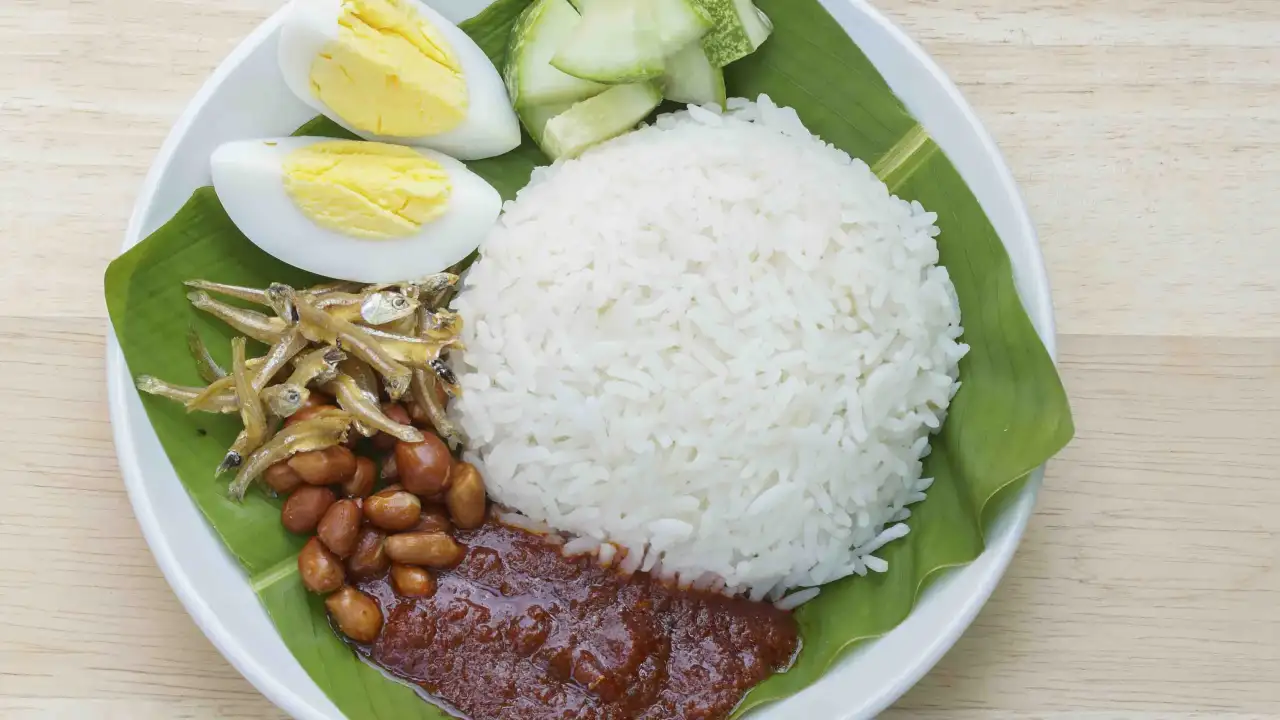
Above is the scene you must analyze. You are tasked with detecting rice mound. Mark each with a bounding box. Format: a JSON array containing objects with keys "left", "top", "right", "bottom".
[{"left": 450, "top": 96, "right": 967, "bottom": 602}]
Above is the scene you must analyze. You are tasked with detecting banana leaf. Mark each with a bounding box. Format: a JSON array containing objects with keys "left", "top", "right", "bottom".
[{"left": 103, "top": 0, "right": 1073, "bottom": 718}]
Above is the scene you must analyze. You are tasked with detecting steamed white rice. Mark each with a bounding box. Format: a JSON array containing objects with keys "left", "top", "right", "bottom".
[{"left": 450, "top": 96, "right": 967, "bottom": 601}]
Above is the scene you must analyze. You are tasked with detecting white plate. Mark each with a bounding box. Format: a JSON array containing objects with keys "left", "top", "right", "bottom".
[{"left": 106, "top": 1, "right": 1057, "bottom": 718}]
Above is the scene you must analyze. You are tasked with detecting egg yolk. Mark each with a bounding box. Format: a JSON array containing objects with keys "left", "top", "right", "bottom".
[
  {"left": 310, "top": 0, "right": 468, "bottom": 137},
  {"left": 283, "top": 140, "right": 452, "bottom": 239}
]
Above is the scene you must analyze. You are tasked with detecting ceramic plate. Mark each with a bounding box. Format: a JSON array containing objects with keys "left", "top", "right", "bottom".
[{"left": 106, "top": 1, "right": 1055, "bottom": 717}]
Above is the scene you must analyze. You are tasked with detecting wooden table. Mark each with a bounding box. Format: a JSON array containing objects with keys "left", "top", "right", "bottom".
[{"left": 2, "top": 0, "right": 1277, "bottom": 717}]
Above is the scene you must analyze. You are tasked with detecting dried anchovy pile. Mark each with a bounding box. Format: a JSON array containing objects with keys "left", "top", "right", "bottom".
[{"left": 135, "top": 275, "right": 465, "bottom": 501}]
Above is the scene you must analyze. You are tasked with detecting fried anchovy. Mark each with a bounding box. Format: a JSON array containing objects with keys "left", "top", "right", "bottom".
[
  {"left": 260, "top": 383, "right": 309, "bottom": 418},
  {"left": 338, "top": 358, "right": 380, "bottom": 403},
  {"left": 302, "top": 281, "right": 364, "bottom": 298},
  {"left": 374, "top": 315, "right": 418, "bottom": 336},
  {"left": 312, "top": 291, "right": 364, "bottom": 311},
  {"left": 324, "top": 374, "right": 424, "bottom": 443},
  {"left": 361, "top": 326, "right": 462, "bottom": 368},
  {"left": 418, "top": 272, "right": 459, "bottom": 309},
  {"left": 430, "top": 357, "right": 461, "bottom": 398},
  {"left": 217, "top": 338, "right": 270, "bottom": 476},
  {"left": 135, "top": 376, "right": 237, "bottom": 413},
  {"left": 185, "top": 330, "right": 300, "bottom": 412},
  {"left": 184, "top": 280, "right": 269, "bottom": 306},
  {"left": 360, "top": 291, "right": 419, "bottom": 325},
  {"left": 411, "top": 368, "right": 462, "bottom": 447},
  {"left": 187, "top": 291, "right": 286, "bottom": 344},
  {"left": 294, "top": 295, "right": 412, "bottom": 400},
  {"left": 227, "top": 411, "right": 352, "bottom": 501},
  {"left": 420, "top": 309, "right": 462, "bottom": 340},
  {"left": 337, "top": 358, "right": 380, "bottom": 436},
  {"left": 410, "top": 304, "right": 463, "bottom": 446},
  {"left": 256, "top": 329, "right": 308, "bottom": 387},
  {"left": 283, "top": 346, "right": 346, "bottom": 388},
  {"left": 186, "top": 327, "right": 227, "bottom": 383},
  {"left": 265, "top": 282, "right": 299, "bottom": 324},
  {"left": 312, "top": 288, "right": 419, "bottom": 328}
]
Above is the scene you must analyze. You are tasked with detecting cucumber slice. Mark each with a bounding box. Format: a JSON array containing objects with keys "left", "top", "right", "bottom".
[
  {"left": 662, "top": 42, "right": 726, "bottom": 107},
  {"left": 518, "top": 101, "right": 574, "bottom": 145},
  {"left": 505, "top": 0, "right": 608, "bottom": 108},
  {"left": 693, "top": 0, "right": 772, "bottom": 66},
  {"left": 551, "top": 0, "right": 664, "bottom": 83},
  {"left": 741, "top": 1, "right": 772, "bottom": 48},
  {"left": 542, "top": 82, "right": 662, "bottom": 159},
  {"left": 551, "top": 0, "right": 711, "bottom": 84},
  {"left": 650, "top": 0, "right": 713, "bottom": 52}
]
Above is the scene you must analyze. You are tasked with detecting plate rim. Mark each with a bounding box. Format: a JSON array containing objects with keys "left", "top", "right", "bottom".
[{"left": 105, "top": 1, "right": 1057, "bottom": 718}]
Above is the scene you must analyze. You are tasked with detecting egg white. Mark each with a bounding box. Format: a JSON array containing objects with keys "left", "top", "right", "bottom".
[
  {"left": 210, "top": 136, "right": 501, "bottom": 283},
  {"left": 277, "top": 0, "right": 521, "bottom": 161}
]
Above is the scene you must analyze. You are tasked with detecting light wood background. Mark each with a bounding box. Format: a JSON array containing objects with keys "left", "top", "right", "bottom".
[{"left": 1, "top": 0, "right": 1277, "bottom": 717}]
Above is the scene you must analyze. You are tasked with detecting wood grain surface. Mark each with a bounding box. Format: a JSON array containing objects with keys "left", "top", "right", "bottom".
[{"left": 1, "top": 0, "right": 1277, "bottom": 718}]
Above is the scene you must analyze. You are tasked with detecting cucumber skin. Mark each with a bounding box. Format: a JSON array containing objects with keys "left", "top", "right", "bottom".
[
  {"left": 551, "top": 52, "right": 666, "bottom": 85},
  {"left": 692, "top": 0, "right": 770, "bottom": 66},
  {"left": 503, "top": 0, "right": 543, "bottom": 107},
  {"left": 650, "top": 0, "right": 713, "bottom": 51},
  {"left": 505, "top": 0, "right": 607, "bottom": 108}
]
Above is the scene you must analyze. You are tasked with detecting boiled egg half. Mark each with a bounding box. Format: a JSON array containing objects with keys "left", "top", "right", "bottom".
[
  {"left": 211, "top": 137, "right": 501, "bottom": 282},
  {"left": 278, "top": 0, "right": 521, "bottom": 160}
]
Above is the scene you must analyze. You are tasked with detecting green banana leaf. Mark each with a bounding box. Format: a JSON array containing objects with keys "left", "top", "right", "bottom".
[{"left": 103, "top": 0, "right": 1073, "bottom": 718}]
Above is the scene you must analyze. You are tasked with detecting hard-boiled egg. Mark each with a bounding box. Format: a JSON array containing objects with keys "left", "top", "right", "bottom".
[
  {"left": 211, "top": 137, "right": 501, "bottom": 282},
  {"left": 278, "top": 0, "right": 521, "bottom": 160}
]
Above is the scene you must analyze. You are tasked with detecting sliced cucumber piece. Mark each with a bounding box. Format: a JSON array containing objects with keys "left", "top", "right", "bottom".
[
  {"left": 542, "top": 82, "right": 662, "bottom": 159},
  {"left": 649, "top": 0, "right": 713, "bottom": 53},
  {"left": 693, "top": 0, "right": 772, "bottom": 66},
  {"left": 505, "top": 0, "right": 608, "bottom": 108},
  {"left": 742, "top": 1, "right": 773, "bottom": 48},
  {"left": 551, "top": 0, "right": 664, "bottom": 83},
  {"left": 662, "top": 42, "right": 726, "bottom": 107},
  {"left": 551, "top": 0, "right": 711, "bottom": 84},
  {"left": 518, "top": 101, "right": 574, "bottom": 145}
]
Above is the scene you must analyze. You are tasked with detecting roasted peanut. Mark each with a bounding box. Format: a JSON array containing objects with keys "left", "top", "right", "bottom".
[
  {"left": 263, "top": 461, "right": 303, "bottom": 495},
  {"left": 299, "top": 537, "right": 344, "bottom": 593},
  {"left": 390, "top": 563, "right": 435, "bottom": 598},
  {"left": 445, "top": 462, "right": 487, "bottom": 529},
  {"left": 411, "top": 503, "right": 452, "bottom": 534},
  {"left": 373, "top": 403, "right": 414, "bottom": 451},
  {"left": 395, "top": 434, "right": 452, "bottom": 497},
  {"left": 281, "top": 485, "right": 336, "bottom": 534},
  {"left": 325, "top": 586, "right": 383, "bottom": 643},
  {"left": 288, "top": 445, "right": 357, "bottom": 486},
  {"left": 384, "top": 532, "right": 464, "bottom": 568},
  {"left": 317, "top": 499, "right": 362, "bottom": 557},
  {"left": 341, "top": 456, "right": 377, "bottom": 498},
  {"left": 347, "top": 527, "right": 390, "bottom": 580},
  {"left": 364, "top": 487, "right": 421, "bottom": 532}
]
